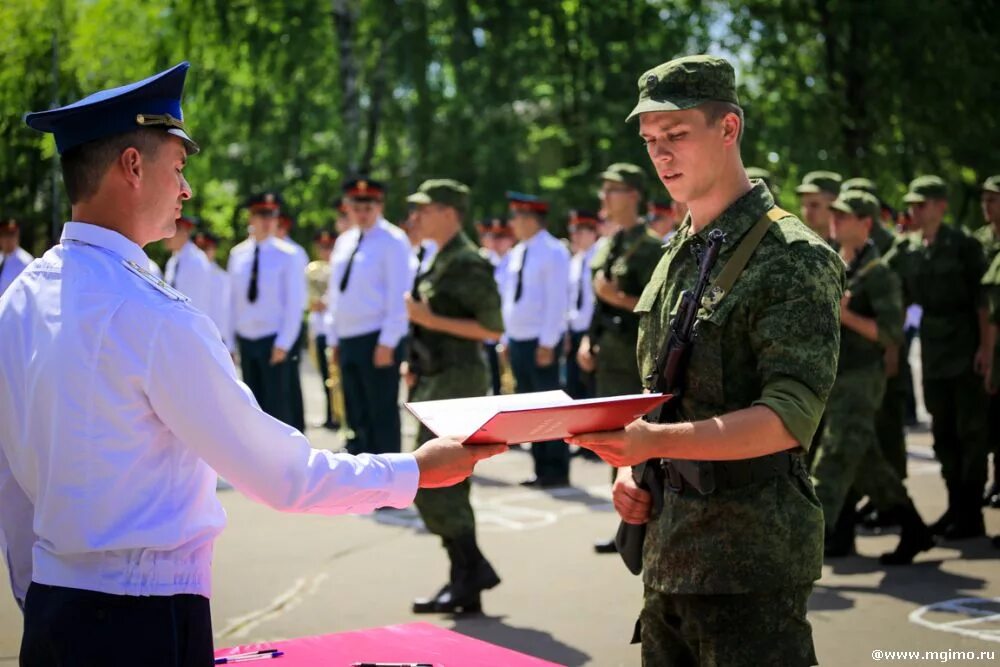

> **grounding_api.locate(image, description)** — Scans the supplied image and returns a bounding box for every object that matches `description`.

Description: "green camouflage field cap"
[599,162,648,192]
[626,55,739,122]
[842,177,878,196]
[830,190,880,220]
[903,175,948,204]
[795,170,843,196]
[982,175,1000,194]
[406,178,470,212]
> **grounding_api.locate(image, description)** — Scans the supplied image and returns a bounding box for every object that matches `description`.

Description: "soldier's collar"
[690,182,773,250]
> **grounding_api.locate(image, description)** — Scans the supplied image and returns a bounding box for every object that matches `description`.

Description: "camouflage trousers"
[595,331,642,397]
[923,370,990,494]
[638,585,817,666]
[812,366,910,527]
[411,365,486,540]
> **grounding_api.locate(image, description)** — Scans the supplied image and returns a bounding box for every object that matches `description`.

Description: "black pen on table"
[215,649,283,664]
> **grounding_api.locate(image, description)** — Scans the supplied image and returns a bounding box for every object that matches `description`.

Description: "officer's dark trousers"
[484,342,501,396]
[21,583,213,667]
[314,333,335,424]
[287,325,306,432]
[509,337,569,482]
[339,330,401,455]
[564,330,593,400]
[237,333,295,427]
[923,371,989,504]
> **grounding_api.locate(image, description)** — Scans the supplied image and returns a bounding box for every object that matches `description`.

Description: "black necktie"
[0,254,6,281]
[412,244,427,295]
[514,246,528,302]
[247,245,260,303]
[340,232,364,292]
[170,256,180,288]
[575,257,585,310]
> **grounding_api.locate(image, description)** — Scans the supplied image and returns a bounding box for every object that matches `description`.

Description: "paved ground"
[1,354,998,665]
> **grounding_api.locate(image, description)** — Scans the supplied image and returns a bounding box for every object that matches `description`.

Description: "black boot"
[412,538,455,614]
[824,505,856,558]
[879,502,936,565]
[929,483,959,535]
[942,490,986,540]
[414,535,500,615]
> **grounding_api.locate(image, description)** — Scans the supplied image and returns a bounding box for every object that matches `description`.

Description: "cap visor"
[902,193,926,204]
[829,201,854,215]
[167,127,200,155]
[406,193,432,205]
[598,171,626,183]
[625,97,699,122]
[795,184,821,195]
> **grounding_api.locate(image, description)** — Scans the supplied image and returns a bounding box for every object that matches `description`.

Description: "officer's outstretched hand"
[414,437,508,488]
[613,467,652,525]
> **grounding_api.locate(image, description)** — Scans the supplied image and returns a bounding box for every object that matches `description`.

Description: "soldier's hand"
[414,437,509,488]
[973,344,991,378]
[613,467,652,525]
[536,345,555,368]
[405,293,435,327]
[593,273,618,306]
[577,337,596,372]
[568,418,656,467]
[270,346,288,365]
[373,344,394,368]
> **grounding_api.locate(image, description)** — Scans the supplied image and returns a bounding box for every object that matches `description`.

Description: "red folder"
[405,391,671,445]
[463,394,670,444]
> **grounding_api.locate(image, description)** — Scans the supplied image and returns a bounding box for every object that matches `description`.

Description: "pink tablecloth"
[215,622,563,666]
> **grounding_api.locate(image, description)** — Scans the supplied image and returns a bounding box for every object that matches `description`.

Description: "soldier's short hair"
[699,101,745,144]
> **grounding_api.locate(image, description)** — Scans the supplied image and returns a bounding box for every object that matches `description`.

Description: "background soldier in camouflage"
[886,175,991,540]
[571,55,843,667]
[977,175,1000,508]
[576,162,664,553]
[810,190,934,564]
[403,179,505,614]
[796,170,842,247]
[842,177,897,256]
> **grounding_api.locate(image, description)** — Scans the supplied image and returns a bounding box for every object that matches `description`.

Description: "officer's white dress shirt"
[568,244,598,334]
[283,236,310,272]
[227,236,306,352]
[501,229,570,348]
[0,247,33,296]
[0,222,419,604]
[325,218,410,347]
[207,261,232,348]
[164,240,213,315]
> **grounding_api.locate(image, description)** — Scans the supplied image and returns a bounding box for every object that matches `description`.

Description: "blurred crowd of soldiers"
[3,166,998,609]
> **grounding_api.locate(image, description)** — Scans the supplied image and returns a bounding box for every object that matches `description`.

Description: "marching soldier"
[404,179,505,614]
[796,170,842,246]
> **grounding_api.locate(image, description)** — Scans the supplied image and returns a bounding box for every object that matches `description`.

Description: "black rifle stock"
[615,229,726,575]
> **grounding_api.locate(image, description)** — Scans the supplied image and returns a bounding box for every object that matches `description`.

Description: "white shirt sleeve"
[0,445,34,609]
[146,311,420,513]
[377,235,411,348]
[540,243,571,348]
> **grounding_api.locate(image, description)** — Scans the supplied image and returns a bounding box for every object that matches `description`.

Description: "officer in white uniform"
[163,214,213,315]
[275,208,308,432]
[227,192,306,429]
[193,230,233,349]
[0,218,34,296]
[565,210,599,400]
[2,62,503,666]
[326,178,411,455]
[501,192,572,487]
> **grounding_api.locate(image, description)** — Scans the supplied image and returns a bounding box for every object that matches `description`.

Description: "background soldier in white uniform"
[163,214,213,315]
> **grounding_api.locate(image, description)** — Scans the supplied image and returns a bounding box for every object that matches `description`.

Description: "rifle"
[615,228,726,575]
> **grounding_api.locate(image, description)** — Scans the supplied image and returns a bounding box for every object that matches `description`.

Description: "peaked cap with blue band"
[24,62,199,156]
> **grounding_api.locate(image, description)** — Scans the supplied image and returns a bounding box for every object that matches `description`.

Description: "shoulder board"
[122,259,190,302]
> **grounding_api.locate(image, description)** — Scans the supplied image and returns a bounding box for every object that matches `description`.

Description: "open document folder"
[404,390,671,445]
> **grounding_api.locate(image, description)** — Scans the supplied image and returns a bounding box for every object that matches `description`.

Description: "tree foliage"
[2,0,998,258]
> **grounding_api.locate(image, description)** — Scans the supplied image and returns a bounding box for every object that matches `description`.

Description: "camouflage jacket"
[412,232,503,388]
[870,220,898,257]
[973,224,1000,266]
[885,224,986,379]
[634,182,844,594]
[839,241,904,372]
[588,222,663,362]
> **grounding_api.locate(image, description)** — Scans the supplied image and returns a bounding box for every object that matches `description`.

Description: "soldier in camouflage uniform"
[796,170,842,246]
[810,190,934,563]
[977,175,1000,507]
[885,175,991,540]
[570,55,843,667]
[576,162,665,553]
[403,179,505,614]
